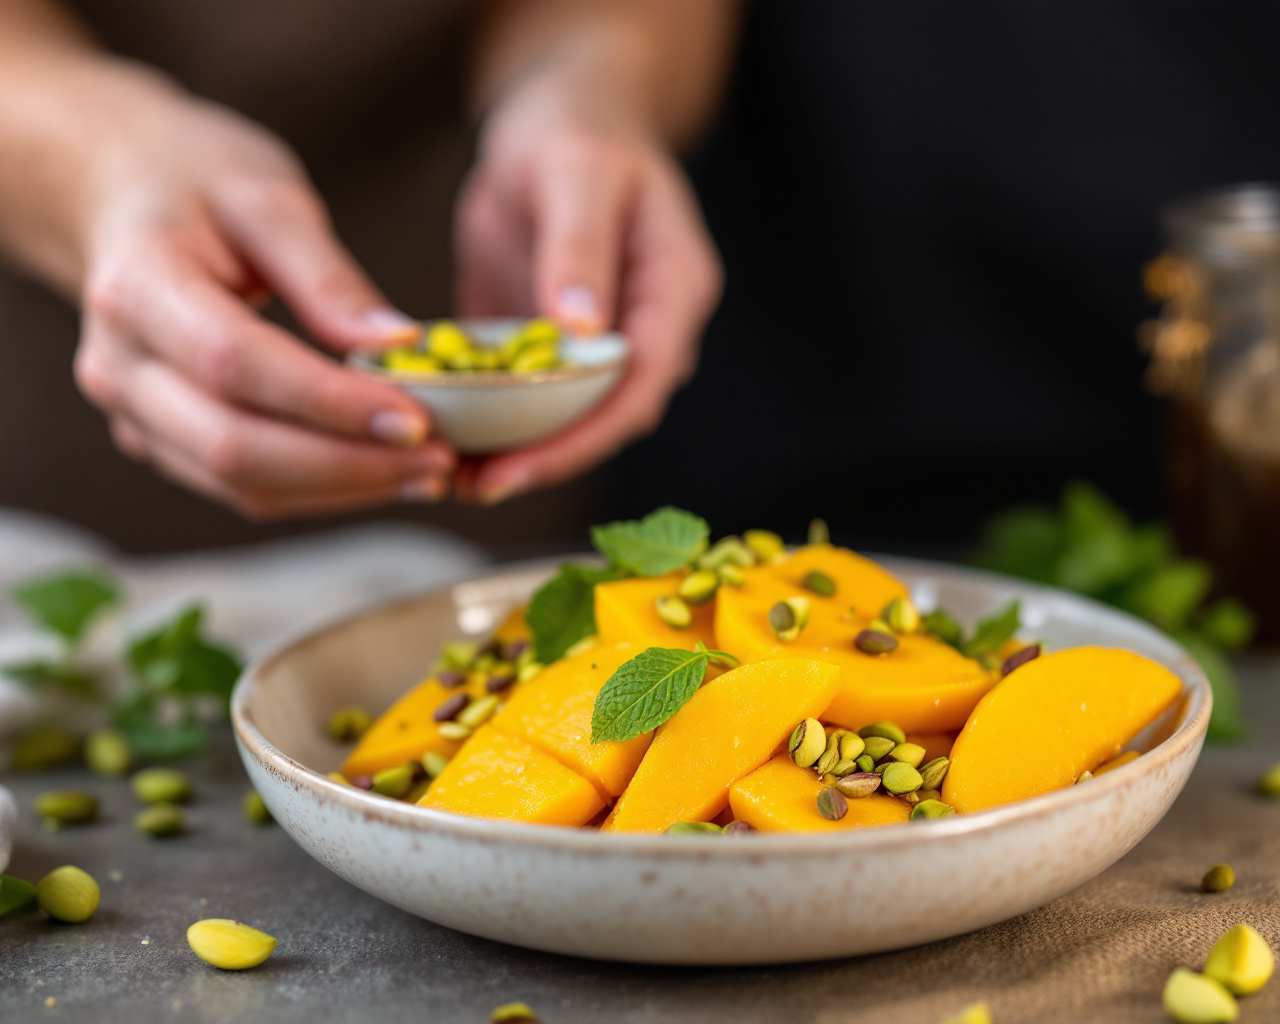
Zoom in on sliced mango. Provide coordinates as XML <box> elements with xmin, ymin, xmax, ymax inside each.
<box><xmin>341</xmin><ymin>675</ymin><xmax>486</xmax><ymax>778</ymax></box>
<box><xmin>603</xmin><ymin>659</ymin><xmax>840</xmax><ymax>833</ymax></box>
<box><xmin>942</xmin><ymin>646</ymin><xmax>1182</xmax><ymax>813</ymax></box>
<box><xmin>494</xmin><ymin>606</ymin><xmax>531</xmax><ymax>647</ymax></box>
<box><xmin>491</xmin><ymin>641</ymin><xmax>652</xmax><ymax>798</ymax></box>
<box><xmin>595</xmin><ymin>574</ymin><xmax>717</xmax><ymax>649</ymax></box>
<box><xmin>420</xmin><ymin>724</ymin><xmax>604</xmax><ymax>826</ymax></box>
<box><xmin>730</xmin><ymin>754</ymin><xmax>910</xmax><ymax>832</ymax></box>
<box><xmin>764</xmin><ymin>544</ymin><xmax>907</xmax><ymax>612</ymax></box>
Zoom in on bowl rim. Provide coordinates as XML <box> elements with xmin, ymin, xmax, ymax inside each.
<box><xmin>232</xmin><ymin>555</ymin><xmax>1212</xmax><ymax>859</ymax></box>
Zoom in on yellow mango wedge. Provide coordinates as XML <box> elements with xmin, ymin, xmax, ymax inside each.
<box><xmin>595</xmin><ymin>574</ymin><xmax>718</xmax><ymax>649</ymax></box>
<box><xmin>341</xmin><ymin>675</ymin><xmax>487</xmax><ymax>778</ymax></box>
<box><xmin>730</xmin><ymin>754</ymin><xmax>910</xmax><ymax>832</ymax></box>
<box><xmin>491</xmin><ymin>641</ymin><xmax>653</xmax><ymax>798</ymax></box>
<box><xmin>603</xmin><ymin>659</ymin><xmax>840</xmax><ymax>833</ymax></box>
<box><xmin>765</xmin><ymin>544</ymin><xmax>907</xmax><ymax>612</ymax></box>
<box><xmin>942</xmin><ymin>646</ymin><xmax>1182</xmax><ymax>813</ymax></box>
<box><xmin>420</xmin><ymin>724</ymin><xmax>604</xmax><ymax>827</ymax></box>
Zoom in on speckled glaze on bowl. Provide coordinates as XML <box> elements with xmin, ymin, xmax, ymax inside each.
<box><xmin>231</xmin><ymin>558</ymin><xmax>1210</xmax><ymax>965</ymax></box>
<box><xmin>349</xmin><ymin>319</ymin><xmax>627</xmax><ymax>454</ymax></box>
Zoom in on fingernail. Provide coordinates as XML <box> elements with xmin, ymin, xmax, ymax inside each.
<box><xmin>370</xmin><ymin>410</ymin><xmax>426</xmax><ymax>448</ymax></box>
<box><xmin>361</xmin><ymin>308</ymin><xmax>421</xmax><ymax>342</ymax></box>
<box><xmin>401</xmin><ymin>475</ymin><xmax>449</xmax><ymax>503</ymax></box>
<box><xmin>556</xmin><ymin>285</ymin><xmax>603</xmax><ymax>334</ymax></box>
<box><xmin>479</xmin><ymin>469</ymin><xmax>534</xmax><ymax>506</ymax></box>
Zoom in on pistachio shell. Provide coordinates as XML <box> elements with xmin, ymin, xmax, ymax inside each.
<box><xmin>187</xmin><ymin>918</ymin><xmax>278</xmax><ymax>970</ymax></box>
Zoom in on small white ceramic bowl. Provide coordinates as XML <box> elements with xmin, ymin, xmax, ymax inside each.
<box><xmin>349</xmin><ymin>319</ymin><xmax>627</xmax><ymax>455</ymax></box>
<box><xmin>232</xmin><ymin>558</ymin><xmax>1210</xmax><ymax>965</ymax></box>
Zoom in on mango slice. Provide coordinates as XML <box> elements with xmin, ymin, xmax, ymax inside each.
<box><xmin>730</xmin><ymin>754</ymin><xmax>910</xmax><ymax>832</ymax></box>
<box><xmin>491</xmin><ymin>641</ymin><xmax>653</xmax><ymax>798</ymax></box>
<box><xmin>603</xmin><ymin>658</ymin><xmax>840</xmax><ymax>833</ymax></box>
<box><xmin>764</xmin><ymin>544</ymin><xmax>908</xmax><ymax>612</ymax></box>
<box><xmin>420</xmin><ymin>724</ymin><xmax>604</xmax><ymax>826</ymax></box>
<box><xmin>595</xmin><ymin>574</ymin><xmax>717</xmax><ymax>649</ymax></box>
<box><xmin>494</xmin><ymin>606</ymin><xmax>531</xmax><ymax>646</ymax></box>
<box><xmin>341</xmin><ymin>675</ymin><xmax>487</xmax><ymax>778</ymax></box>
<box><xmin>942</xmin><ymin>646</ymin><xmax>1182</xmax><ymax>813</ymax></box>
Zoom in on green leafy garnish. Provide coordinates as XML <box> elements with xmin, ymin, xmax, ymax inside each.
<box><xmin>12</xmin><ymin>569</ymin><xmax>118</xmax><ymax>643</ymax></box>
<box><xmin>921</xmin><ymin>609</ymin><xmax>964</xmax><ymax>648</ymax></box>
<box><xmin>127</xmin><ymin>605</ymin><xmax>240</xmax><ymax>701</ymax></box>
<box><xmin>591</xmin><ymin>643</ymin><xmax>738</xmax><ymax>744</ymax></box>
<box><xmin>1</xmin><ymin>661</ymin><xmax>102</xmax><ymax>701</ymax></box>
<box><xmin>111</xmin><ymin>699</ymin><xmax>208</xmax><ymax>761</ymax></box>
<box><xmin>0</xmin><ymin>876</ymin><xmax>37</xmax><ymax>917</ymax></box>
<box><xmin>525</xmin><ymin>563</ymin><xmax>627</xmax><ymax>664</ymax></box>
<box><xmin>962</xmin><ymin>600</ymin><xmax>1021</xmax><ymax>659</ymax></box>
<box><xmin>590</xmin><ymin>507</ymin><xmax>709</xmax><ymax>577</ymax></box>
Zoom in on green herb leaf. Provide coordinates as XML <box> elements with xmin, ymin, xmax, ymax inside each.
<box><xmin>962</xmin><ymin>600</ymin><xmax>1021</xmax><ymax>659</ymax></box>
<box><xmin>922</xmin><ymin>609</ymin><xmax>965</xmax><ymax>650</ymax></box>
<box><xmin>590</xmin><ymin>507</ymin><xmax>709</xmax><ymax>576</ymax></box>
<box><xmin>591</xmin><ymin>646</ymin><xmax>729</xmax><ymax>743</ymax></box>
<box><xmin>525</xmin><ymin>563</ymin><xmax>627</xmax><ymax>664</ymax></box>
<box><xmin>111</xmin><ymin>699</ymin><xmax>208</xmax><ymax>761</ymax></box>
<box><xmin>1118</xmin><ymin>560</ymin><xmax>1211</xmax><ymax>632</ymax></box>
<box><xmin>127</xmin><ymin>605</ymin><xmax>242</xmax><ymax>706</ymax></box>
<box><xmin>1196</xmin><ymin>598</ymin><xmax>1257</xmax><ymax>652</ymax></box>
<box><xmin>0</xmin><ymin>875</ymin><xmax>37</xmax><ymax>917</ymax></box>
<box><xmin>1174</xmin><ymin>628</ymin><xmax>1247</xmax><ymax>743</ymax></box>
<box><xmin>1</xmin><ymin>661</ymin><xmax>102</xmax><ymax>701</ymax></box>
<box><xmin>12</xmin><ymin>569</ymin><xmax>118</xmax><ymax>644</ymax></box>
<box><xmin>974</xmin><ymin>505</ymin><xmax>1065</xmax><ymax>584</ymax></box>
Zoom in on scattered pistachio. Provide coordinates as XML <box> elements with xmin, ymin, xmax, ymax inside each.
<box><xmin>910</xmin><ymin>800</ymin><xmax>956</xmax><ymax>820</ymax></box>
<box><xmin>9</xmin><ymin>726</ymin><xmax>78</xmax><ymax>771</ymax></box>
<box><xmin>655</xmin><ymin>595</ymin><xmax>693</xmax><ymax>629</ymax></box>
<box><xmin>831</xmin><ymin>758</ymin><xmax>858</xmax><ymax>777</ymax></box>
<box><xmin>187</xmin><ymin>918</ymin><xmax>278</xmax><ymax>971</ymax></box>
<box><xmin>837</xmin><ymin>732</ymin><xmax>865</xmax><ymax>761</ymax></box>
<box><xmin>919</xmin><ymin>757</ymin><xmax>951</xmax><ymax>791</ymax></box>
<box><xmin>437</xmin><ymin>722</ymin><xmax>472</xmax><ymax>742</ymax></box>
<box><xmin>887</xmin><ymin>743</ymin><xmax>926</xmax><ymax>769</ymax></box>
<box><xmin>665</xmin><ymin>821</ymin><xmax>723</xmax><ymax>835</ymax></box>
<box><xmin>1204</xmin><ymin>923</ymin><xmax>1275</xmax><ymax>995</ymax></box>
<box><xmin>816</xmin><ymin>787</ymin><xmax>848</xmax><ymax>821</ymax></box>
<box><xmin>441</xmin><ymin>640</ymin><xmax>479</xmax><ymax>671</ymax></box>
<box><xmin>788</xmin><ymin>718</ymin><xmax>826</xmax><ymax>768</ymax></box>
<box><xmin>491</xmin><ymin>1002</ymin><xmax>541</xmax><ymax>1023</ymax></box>
<box><xmin>422</xmin><ymin>752</ymin><xmax>450</xmax><ymax>779</ymax></box>
<box><xmin>1259</xmin><ymin>763</ymin><xmax>1280</xmax><ymax>799</ymax></box>
<box><xmin>808</xmin><ymin>518</ymin><xmax>829</xmax><ymax>545</ymax></box>
<box><xmin>131</xmin><ymin>767</ymin><xmax>191</xmax><ymax>805</ymax></box>
<box><xmin>243</xmin><ymin>791</ymin><xmax>272</xmax><ymax>825</ymax></box>
<box><xmin>717</xmin><ymin>563</ymin><xmax>746</xmax><ymax>586</ymax></box>
<box><xmin>768</xmin><ymin>596</ymin><xmax>811</xmax><ymax>642</ymax></box>
<box><xmin>474</xmin><ymin>653</ymin><xmax>499</xmax><ymax>674</ymax></box>
<box><xmin>835</xmin><ymin>773</ymin><xmax>882</xmax><ymax>799</ymax></box>
<box><xmin>433</xmin><ymin>693</ymin><xmax>469</xmax><ymax>723</ymax></box>
<box><xmin>36</xmin><ymin>866</ymin><xmax>100</xmax><ymax>923</ymax></box>
<box><xmin>873</xmin><ymin>762</ymin><xmax>890</xmax><ymax>776</ymax></box>
<box><xmin>33</xmin><ymin>790</ymin><xmax>98</xmax><ymax>826</ymax></box>
<box><xmin>882</xmin><ymin>595</ymin><xmax>921</xmax><ymax>635</ymax></box>
<box><xmin>723</xmin><ymin>820</ymin><xmax>755</xmax><ymax>835</ymax></box>
<box><xmin>437</xmin><ymin>669</ymin><xmax>467</xmax><ymax>689</ymax></box>
<box><xmin>326</xmin><ymin>707</ymin><xmax>373</xmax><ymax>743</ymax></box>
<box><xmin>1076</xmin><ymin>771</ymin><xmax>1094</xmax><ymax>784</ymax></box>
<box><xmin>859</xmin><ymin>721</ymin><xmax>907</xmax><ymax>745</ymax></box>
<box><xmin>854</xmin><ymin>628</ymin><xmax>898</xmax><ymax>655</ymax></box>
<box><xmin>801</xmin><ymin>570</ymin><xmax>837</xmax><ymax>597</ymax></box>
<box><xmin>135</xmin><ymin>803</ymin><xmax>186</xmax><ymax>838</ymax></box>
<box><xmin>698</xmin><ymin>536</ymin><xmax>755</xmax><ymax>571</ymax></box>
<box><xmin>855</xmin><ymin>754</ymin><xmax>876</xmax><ymax>773</ymax></box>
<box><xmin>518</xmin><ymin>662</ymin><xmax>544</xmax><ymax>682</ymax></box>
<box><xmin>84</xmin><ymin>728</ymin><xmax>131</xmax><ymax>778</ymax></box>
<box><xmin>881</xmin><ymin>762</ymin><xmax>924</xmax><ymax>795</ymax></box>
<box><xmin>372</xmin><ymin>765</ymin><xmax>415</xmax><ymax>799</ymax></box>
<box><xmin>677</xmin><ymin>570</ymin><xmax>720</xmax><ymax>605</ymax></box>
<box><xmin>744</xmin><ymin>529</ymin><xmax>786</xmax><ymax>564</ymax></box>
<box><xmin>1001</xmin><ymin>643</ymin><xmax>1042</xmax><ymax>677</ymax></box>
<box><xmin>815</xmin><ymin>747</ymin><xmax>840</xmax><ymax>777</ymax></box>
<box><xmin>1162</xmin><ymin>968</ymin><xmax>1238</xmax><ymax>1024</ymax></box>
<box><xmin>486</xmin><ymin>673</ymin><xmax>517</xmax><ymax>694</ymax></box>
<box><xmin>861</xmin><ymin>736</ymin><xmax>896</xmax><ymax>762</ymax></box>
<box><xmin>457</xmin><ymin>695</ymin><xmax>501</xmax><ymax>730</ymax></box>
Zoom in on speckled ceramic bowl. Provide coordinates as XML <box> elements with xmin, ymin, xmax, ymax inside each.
<box><xmin>231</xmin><ymin>558</ymin><xmax>1210</xmax><ymax>965</ymax></box>
<box><xmin>349</xmin><ymin>319</ymin><xmax>627</xmax><ymax>454</ymax></box>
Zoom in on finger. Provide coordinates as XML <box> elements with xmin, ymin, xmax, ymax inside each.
<box><xmin>90</xmin><ymin>248</ymin><xmax>438</xmax><ymax>449</ymax></box>
<box><xmin>531</xmin><ymin>142</ymin><xmax>635</xmax><ymax>333</ymax></box>
<box><xmin>454</xmin><ymin>168</ymin><xmax>536</xmax><ymax>317</ymax></box>
<box><xmin>210</xmin><ymin>178</ymin><xmax>419</xmax><ymax>351</ymax></box>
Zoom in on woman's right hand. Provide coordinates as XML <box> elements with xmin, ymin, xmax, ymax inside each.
<box><xmin>68</xmin><ymin>79</ymin><xmax>454</xmax><ymax>519</ymax></box>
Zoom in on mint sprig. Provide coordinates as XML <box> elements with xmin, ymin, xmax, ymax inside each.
<box><xmin>13</xmin><ymin>569</ymin><xmax>118</xmax><ymax>644</ymax></box>
<box><xmin>525</xmin><ymin>563</ymin><xmax>627</xmax><ymax>664</ymax></box>
<box><xmin>590</xmin><ymin>507</ymin><xmax>709</xmax><ymax>577</ymax></box>
<box><xmin>591</xmin><ymin>642</ymin><xmax>738</xmax><ymax>744</ymax></box>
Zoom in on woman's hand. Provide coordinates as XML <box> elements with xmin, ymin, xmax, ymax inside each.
<box><xmin>453</xmin><ymin>57</ymin><xmax>723</xmax><ymax>503</ymax></box>
<box><xmin>70</xmin><ymin>81</ymin><xmax>454</xmax><ymax>520</ymax></box>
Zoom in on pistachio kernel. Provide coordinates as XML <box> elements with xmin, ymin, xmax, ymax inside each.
<box><xmin>655</xmin><ymin>595</ymin><xmax>693</xmax><ymax>629</ymax></box>
<box><xmin>881</xmin><ymin>595</ymin><xmax>921</xmax><ymax>635</ymax></box>
<box><xmin>1204</xmin><ymin>923</ymin><xmax>1275</xmax><ymax>995</ymax></box>
<box><xmin>437</xmin><ymin>669</ymin><xmax>467</xmax><ymax>689</ymax></box>
<box><xmin>768</xmin><ymin>596</ymin><xmax>811</xmax><ymax>642</ymax></box>
<box><xmin>437</xmin><ymin>722</ymin><xmax>473</xmax><ymax>742</ymax></box>
<box><xmin>1258</xmin><ymin>763</ymin><xmax>1280</xmax><ymax>799</ymax></box>
<box><xmin>904</xmin><ymin>789</ymin><xmax>942</xmax><ymax>806</ymax></box>
<box><xmin>831</xmin><ymin>758</ymin><xmax>858</xmax><ymax>777</ymax></box>
<box><xmin>881</xmin><ymin>762</ymin><xmax>924</xmax><ymax>795</ymax></box>
<box><xmin>717</xmin><ymin>563</ymin><xmax>747</xmax><ymax>587</ymax></box>
<box><xmin>744</xmin><ymin>529</ymin><xmax>786</xmax><ymax>564</ymax></box>
<box><xmin>9</xmin><ymin>726</ymin><xmax>78</xmax><ymax>771</ymax></box>
<box><xmin>801</xmin><ymin>570</ymin><xmax>837</xmax><ymax>598</ymax></box>
<box><xmin>131</xmin><ymin>767</ymin><xmax>192</xmax><ymax>805</ymax></box>
<box><xmin>909</xmin><ymin>799</ymin><xmax>956</xmax><ymax>820</ymax></box>
<box><xmin>456</xmin><ymin>694</ymin><xmax>500</xmax><ymax>730</ymax></box>
<box><xmin>665</xmin><ymin>821</ymin><xmax>723</xmax><ymax>836</ymax></box>
<box><xmin>855</xmin><ymin>754</ymin><xmax>876</xmax><ymax>773</ymax></box>
<box><xmin>1162</xmin><ymin>968</ymin><xmax>1238</xmax><ymax>1024</ymax></box>
<box><xmin>33</xmin><ymin>790</ymin><xmax>98</xmax><ymax>825</ymax></box>
<box><xmin>486</xmin><ymin>673</ymin><xmax>517</xmax><ymax>694</ymax></box>
<box><xmin>698</xmin><ymin>536</ymin><xmax>755</xmax><ymax>570</ymax></box>
<box><xmin>861</xmin><ymin>735</ymin><xmax>898</xmax><ymax>761</ymax></box>
<box><xmin>873</xmin><ymin>762</ymin><xmax>890</xmax><ymax>776</ymax></box>
<box><xmin>808</xmin><ymin>518</ymin><xmax>830</xmax><ymax>546</ymax></box>
<box><xmin>816</xmin><ymin>787</ymin><xmax>848</xmax><ymax>821</ymax></box>
<box><xmin>187</xmin><ymin>918</ymin><xmax>278</xmax><ymax>971</ymax></box>
<box><xmin>677</xmin><ymin>570</ymin><xmax>720</xmax><ymax>606</ymax></box>
<box><xmin>433</xmin><ymin>693</ymin><xmax>470</xmax><ymax>723</ymax></box>
<box><xmin>371</xmin><ymin>765</ymin><xmax>415</xmax><ymax>799</ymax></box>
<box><xmin>491</xmin><ymin>1003</ymin><xmax>541</xmax><ymax>1024</ymax></box>
<box><xmin>405</xmin><ymin>779</ymin><xmax>432</xmax><ymax>804</ymax></box>
<box><xmin>1001</xmin><ymin>643</ymin><xmax>1042</xmax><ymax>677</ymax></box>
<box><xmin>835</xmin><ymin>773</ymin><xmax>881</xmax><ymax>799</ymax></box>
<box><xmin>84</xmin><ymin>728</ymin><xmax>131</xmax><ymax>778</ymax></box>
<box><xmin>837</xmin><ymin>732</ymin><xmax>865</xmax><ymax>761</ymax></box>
<box><xmin>815</xmin><ymin>747</ymin><xmax>840</xmax><ymax>777</ymax></box>
<box><xmin>887</xmin><ymin>743</ymin><xmax>927</xmax><ymax>769</ymax></box>
<box><xmin>919</xmin><ymin>757</ymin><xmax>951</xmax><ymax>791</ymax></box>
<box><xmin>1201</xmin><ymin>863</ymin><xmax>1235</xmax><ymax>893</ymax></box>
<box><xmin>858</xmin><ymin>721</ymin><xmax>907</xmax><ymax>745</ymax></box>
<box><xmin>422</xmin><ymin>752</ymin><xmax>450</xmax><ymax>779</ymax></box>
<box><xmin>788</xmin><ymin>718</ymin><xmax>826</xmax><ymax>768</ymax></box>
<box><xmin>243</xmin><ymin>791</ymin><xmax>272</xmax><ymax>824</ymax></box>
<box><xmin>723</xmin><ymin>820</ymin><xmax>755</xmax><ymax>835</ymax></box>
<box><xmin>36</xmin><ymin>866</ymin><xmax>100</xmax><ymax>923</ymax></box>
<box><xmin>326</xmin><ymin>706</ymin><xmax>373</xmax><ymax>742</ymax></box>
<box><xmin>937</xmin><ymin>1003</ymin><xmax>993</xmax><ymax>1024</ymax></box>
<box><xmin>518</xmin><ymin>662</ymin><xmax>544</xmax><ymax>682</ymax></box>
<box><xmin>440</xmin><ymin>640</ymin><xmax>479</xmax><ymax>671</ymax></box>
<box><xmin>1076</xmin><ymin>771</ymin><xmax>1094</xmax><ymax>784</ymax></box>
<box><xmin>854</xmin><ymin>629</ymin><xmax>898</xmax><ymax>655</ymax></box>
<box><xmin>135</xmin><ymin>802</ymin><xmax>186</xmax><ymax>838</ymax></box>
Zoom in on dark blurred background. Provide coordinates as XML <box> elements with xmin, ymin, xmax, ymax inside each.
<box><xmin>4</xmin><ymin>0</ymin><xmax>1280</xmax><ymax>560</ymax></box>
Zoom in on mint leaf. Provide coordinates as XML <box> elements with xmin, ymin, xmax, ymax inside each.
<box><xmin>0</xmin><ymin>876</ymin><xmax>37</xmax><ymax>917</ymax></box>
<box><xmin>525</xmin><ymin>563</ymin><xmax>626</xmax><ymax>664</ymax></box>
<box><xmin>1174</xmin><ymin>628</ymin><xmax>1247</xmax><ymax>743</ymax></box>
<box><xmin>2</xmin><ymin>661</ymin><xmax>102</xmax><ymax>701</ymax></box>
<box><xmin>127</xmin><ymin>605</ymin><xmax>242</xmax><ymax>706</ymax></box>
<box><xmin>1196</xmin><ymin>598</ymin><xmax>1257</xmax><ymax>652</ymax></box>
<box><xmin>1119</xmin><ymin>560</ymin><xmax>1211</xmax><ymax>632</ymax></box>
<box><xmin>111</xmin><ymin>699</ymin><xmax>208</xmax><ymax>760</ymax></box>
<box><xmin>13</xmin><ymin>569</ymin><xmax>118</xmax><ymax>644</ymax></box>
<box><xmin>975</xmin><ymin>505</ymin><xmax>1064</xmax><ymax>584</ymax></box>
<box><xmin>922</xmin><ymin>609</ymin><xmax>964</xmax><ymax>649</ymax></box>
<box><xmin>590</xmin><ymin>507</ymin><xmax>709</xmax><ymax>576</ymax></box>
<box><xmin>591</xmin><ymin>646</ymin><xmax>730</xmax><ymax>743</ymax></box>
<box><xmin>962</xmin><ymin>600</ymin><xmax>1021</xmax><ymax>658</ymax></box>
